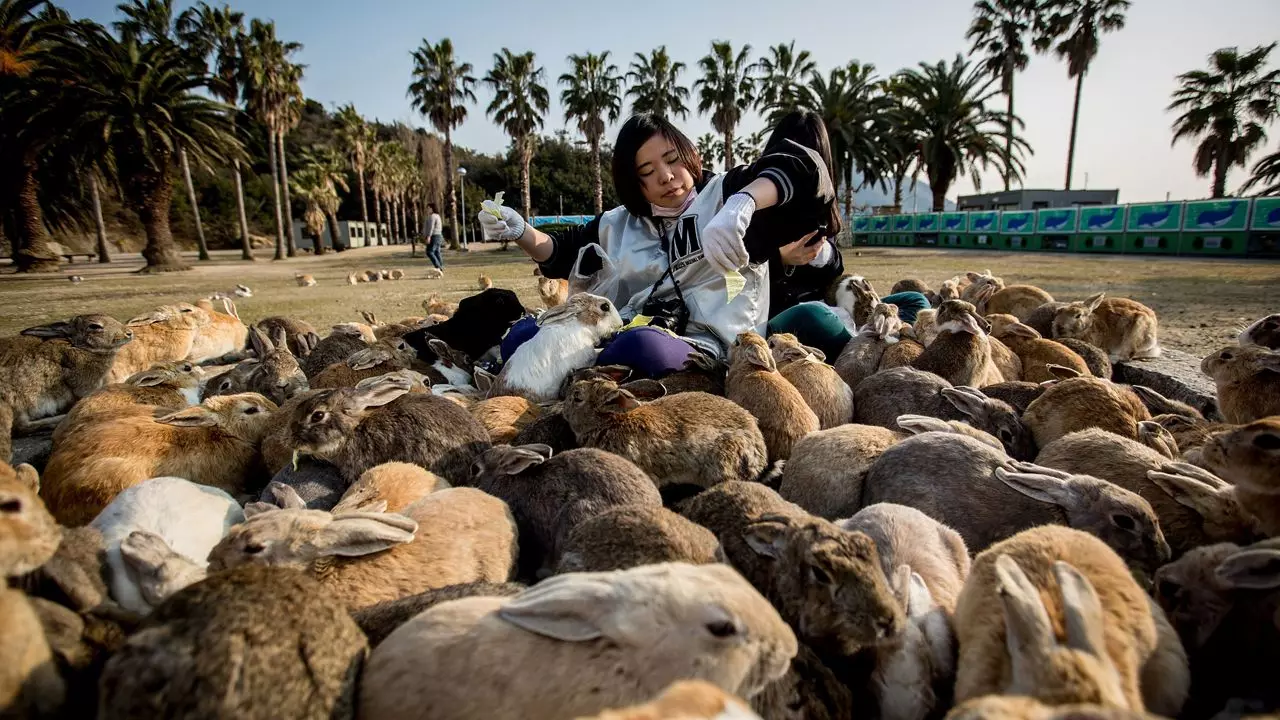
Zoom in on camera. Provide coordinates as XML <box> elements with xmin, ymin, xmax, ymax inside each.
<box><xmin>640</xmin><ymin>295</ymin><xmax>690</xmax><ymax>336</ymax></box>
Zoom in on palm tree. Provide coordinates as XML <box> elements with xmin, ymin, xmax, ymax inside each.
<box><xmin>51</xmin><ymin>24</ymin><xmax>242</xmax><ymax>272</ymax></box>
<box><xmin>1243</xmin><ymin>148</ymin><xmax>1280</xmax><ymax>196</ymax></box>
<box><xmin>277</xmin><ymin>70</ymin><xmax>303</xmax><ymax>255</ymax></box>
<box><xmin>484</xmin><ymin>48</ymin><xmax>550</xmax><ymax>220</ymax></box>
<box><xmin>368</xmin><ymin>141</ymin><xmax>389</xmax><ymax>246</ymax></box>
<box><xmin>1169</xmin><ymin>44</ymin><xmax>1280</xmax><ymax>199</ymax></box>
<box><xmin>695</xmin><ymin>41</ymin><xmax>755</xmax><ymax>170</ymax></box>
<box><xmin>335</xmin><ymin>103</ymin><xmax>372</xmax><ymax>237</ymax></box>
<box><xmin>560</xmin><ymin>51</ymin><xmax>623</xmax><ymax>214</ymax></box>
<box><xmin>626</xmin><ymin>46</ymin><xmax>689</xmax><ymax>119</ymax></box>
<box><xmin>696</xmin><ymin>133</ymin><xmax>722</xmax><ymax>168</ymax></box>
<box><xmin>239</xmin><ymin>18</ymin><xmax>302</xmax><ymax>260</ymax></box>
<box><xmin>756</xmin><ymin>41</ymin><xmax>816</xmax><ymax>114</ymax></box>
<box><xmin>1036</xmin><ymin>0</ymin><xmax>1130</xmax><ymax>190</ymax></box>
<box><xmin>0</xmin><ymin>0</ymin><xmax>67</xmax><ymax>272</ymax></box>
<box><xmin>878</xmin><ymin>80</ymin><xmax>922</xmax><ymax>210</ymax></box>
<box><xmin>892</xmin><ymin>55</ymin><xmax>1028</xmax><ymax>211</ymax></box>
<box><xmin>177</xmin><ymin>1</ymin><xmax>253</xmax><ymax>259</ymax></box>
<box><xmin>408</xmin><ymin>38</ymin><xmax>475</xmax><ymax>251</ymax></box>
<box><xmin>968</xmin><ymin>0</ymin><xmax>1037</xmax><ymax>191</ymax></box>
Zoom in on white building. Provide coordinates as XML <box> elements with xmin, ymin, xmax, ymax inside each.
<box><xmin>293</xmin><ymin>220</ymin><xmax>392</xmax><ymax>251</ymax></box>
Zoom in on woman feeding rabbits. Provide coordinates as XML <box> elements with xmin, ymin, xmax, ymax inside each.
<box><xmin>478</xmin><ymin>112</ymin><xmax>834</xmax><ymax>377</ymax></box>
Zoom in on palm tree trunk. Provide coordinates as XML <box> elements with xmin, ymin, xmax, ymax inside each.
<box><xmin>391</xmin><ymin>198</ymin><xmax>402</xmax><ymax>245</ymax></box>
<box><xmin>14</xmin><ymin>154</ymin><xmax>61</xmax><ymax>273</ymax></box>
<box><xmin>357</xmin><ymin>163</ymin><xmax>370</xmax><ymax>232</ymax></box>
<box><xmin>1004</xmin><ymin>75</ymin><xmax>1014</xmax><ymax>192</ymax></box>
<box><xmin>410</xmin><ymin>200</ymin><xmax>419</xmax><ymax>257</ymax></box>
<box><xmin>89</xmin><ymin>173</ymin><xmax>110</xmax><ymax>264</ymax></box>
<box><xmin>1064</xmin><ymin>72</ymin><xmax>1084</xmax><ymax>191</ymax></box>
<box><xmin>266</xmin><ymin>128</ymin><xmax>285</xmax><ymax>261</ymax></box>
<box><xmin>233</xmin><ymin>159</ymin><xmax>254</xmax><ymax>261</ymax></box>
<box><xmin>1212</xmin><ymin>153</ymin><xmax>1229</xmax><ymax>199</ymax></box>
<box><xmin>179</xmin><ymin>148</ymin><xmax>209</xmax><ymax>261</ymax></box>
<box><xmin>893</xmin><ymin>173</ymin><xmax>905</xmax><ymax>210</ymax></box>
<box><xmin>134</xmin><ymin>169</ymin><xmax>190</xmax><ymax>273</ymax></box>
<box><xmin>443</xmin><ymin>125</ymin><xmax>460</xmax><ymax>251</ymax></box>
<box><xmin>278</xmin><ymin>131</ymin><xmax>297</xmax><ymax>257</ymax></box>
<box><xmin>723</xmin><ymin>126</ymin><xmax>735</xmax><ymax>171</ymax></box>
<box><xmin>591</xmin><ymin>134</ymin><xmax>603</xmax><ymax>214</ymax></box>
<box><xmin>373</xmin><ymin>191</ymin><xmax>383</xmax><ymax>246</ymax></box>
<box><xmin>399</xmin><ymin>197</ymin><xmax>408</xmax><ymax>245</ymax></box>
<box><xmin>931</xmin><ymin>183</ymin><xmax>947</xmax><ymax>212</ymax></box>
<box><xmin>326</xmin><ymin>209</ymin><xmax>345</xmax><ymax>251</ymax></box>
<box><xmin>521</xmin><ymin>137</ymin><xmax>532</xmax><ymax>219</ymax></box>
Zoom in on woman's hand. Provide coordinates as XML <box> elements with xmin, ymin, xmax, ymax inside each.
<box><xmin>701</xmin><ymin>192</ymin><xmax>755</xmax><ymax>273</ymax></box>
<box><xmin>477</xmin><ymin>205</ymin><xmax>527</xmax><ymax>241</ymax></box>
<box><xmin>778</xmin><ymin>231</ymin><xmax>822</xmax><ymax>266</ymax></box>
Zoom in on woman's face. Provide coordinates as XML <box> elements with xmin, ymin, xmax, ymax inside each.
<box><xmin>636</xmin><ymin>134</ymin><xmax>696</xmax><ymax>208</ymax></box>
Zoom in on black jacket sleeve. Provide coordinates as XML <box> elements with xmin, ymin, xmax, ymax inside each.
<box><xmin>767</xmin><ymin>238</ymin><xmax>845</xmax><ymax>318</ymax></box>
<box><xmin>721</xmin><ymin>139</ymin><xmax>831</xmax><ymax>207</ymax></box>
<box><xmin>535</xmin><ymin>216</ymin><xmax>603</xmax><ymax>280</ymax></box>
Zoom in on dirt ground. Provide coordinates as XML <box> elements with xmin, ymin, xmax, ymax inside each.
<box><xmin>1</xmin><ymin>244</ymin><xmax>1276</xmax><ymax>359</ymax></box>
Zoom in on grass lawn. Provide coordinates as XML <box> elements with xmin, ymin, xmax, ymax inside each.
<box><xmin>2</xmin><ymin>243</ymin><xmax>1277</xmax><ymax>359</ymax></box>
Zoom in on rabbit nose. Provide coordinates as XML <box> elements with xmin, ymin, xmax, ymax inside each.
<box><xmin>875</xmin><ymin>617</ymin><xmax>901</xmax><ymax>641</ymax></box>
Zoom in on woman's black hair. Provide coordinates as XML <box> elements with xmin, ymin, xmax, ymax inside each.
<box><xmin>428</xmin><ymin>202</ymin><xmax>437</xmax><ymax>212</ymax></box>
<box><xmin>764</xmin><ymin>110</ymin><xmax>842</xmax><ymax>236</ymax></box>
<box><xmin>611</xmin><ymin>113</ymin><xmax>703</xmax><ymax>218</ymax></box>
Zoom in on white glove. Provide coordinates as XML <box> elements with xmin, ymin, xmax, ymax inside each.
<box><xmin>808</xmin><ymin>241</ymin><xmax>835</xmax><ymax>267</ymax></box>
<box><xmin>478</xmin><ymin>205</ymin><xmax>528</xmax><ymax>241</ymax></box>
<box><xmin>701</xmin><ymin>192</ymin><xmax>755</xmax><ymax>273</ymax></box>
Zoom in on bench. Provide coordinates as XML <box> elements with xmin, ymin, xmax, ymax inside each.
<box><xmin>0</xmin><ymin>251</ymin><xmax>97</xmax><ymax>263</ymax></box>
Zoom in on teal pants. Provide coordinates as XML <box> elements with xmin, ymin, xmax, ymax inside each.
<box><xmin>768</xmin><ymin>292</ymin><xmax>932</xmax><ymax>360</ymax></box>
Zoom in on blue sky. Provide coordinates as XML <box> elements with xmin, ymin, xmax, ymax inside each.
<box><xmin>61</xmin><ymin>0</ymin><xmax>1280</xmax><ymax>203</ymax></box>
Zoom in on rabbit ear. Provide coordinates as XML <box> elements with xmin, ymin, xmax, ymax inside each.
<box><xmin>1131</xmin><ymin>386</ymin><xmax>1199</xmax><ymax>418</ymax></box>
<box><xmin>591</xmin><ymin>365</ymin><xmax>634</xmax><ymax>383</ymax></box>
<box><xmin>131</xmin><ymin>370</ymin><xmax>169</xmax><ymax>387</ymax></box>
<box><xmin>119</xmin><ymin>530</ymin><xmax>175</xmax><ymax>574</ymax></box>
<box><xmin>299</xmin><ymin>332</ymin><xmax>320</xmax><ymax>357</ymax></box>
<box><xmin>904</xmin><ymin>568</ymin><xmax>935</xmax><ymax>619</ymax></box>
<box><xmin>349</xmin><ymin>377</ymin><xmax>412</xmax><ymax>413</ymax></box>
<box><xmin>965</xmin><ymin>272</ymin><xmax>983</xmax><ymax>283</ymax></box>
<box><xmin>734</xmin><ymin>340</ymin><xmax>775</xmax><ymax>371</ymax></box>
<box><xmin>127</xmin><ymin>311</ymin><xmax>166</xmax><ymax>327</ymax></box>
<box><xmin>264</xmin><ymin>481</ymin><xmax>307</xmax><ymax>510</ymax></box>
<box><xmin>270</xmin><ymin>327</ymin><xmax>292</xmax><ymax>357</ymax></box>
<box><xmin>536</xmin><ymin>303</ymin><xmax>580</xmax><ymax>328</ymax></box>
<box><xmin>13</xmin><ymin>464</ymin><xmax>39</xmax><ymax>494</ymax></box>
<box><xmin>1046</xmin><ymin>364</ymin><xmax>1082</xmax><ymax>380</ymax></box>
<box><xmin>1258</xmin><ymin>352</ymin><xmax>1280</xmax><ymax>373</ymax></box>
<box><xmin>499</xmin><ymin>575</ymin><xmax>617</xmax><ymax>641</ymax></box>
<box><xmin>155</xmin><ymin>405</ymin><xmax>218</xmax><ymax>427</ymax></box>
<box><xmin>473</xmin><ymin>367</ymin><xmax>497</xmax><ymax>394</ymax></box>
<box><xmin>1215</xmin><ymin>548</ymin><xmax>1280</xmax><ymax>590</ymax></box>
<box><xmin>620</xmin><ymin>379</ymin><xmax>666</xmax><ymax>401</ymax></box>
<box><xmin>800</xmin><ymin>344</ymin><xmax>827</xmax><ymax>362</ymax></box>
<box><xmin>743</xmin><ymin>517</ymin><xmax>791</xmax><ymax>560</ymax></box>
<box><xmin>1083</xmin><ymin>293</ymin><xmax>1106</xmax><ymax>312</ymax></box>
<box><xmin>21</xmin><ymin>321</ymin><xmax>73</xmax><ymax>338</ymax></box>
<box><xmin>599</xmin><ymin>388</ymin><xmax>641</xmax><ymax>414</ymax></box>
<box><xmin>249</xmin><ymin>326</ymin><xmax>275</xmax><ymax>357</ymax></box>
<box><xmin>1137</xmin><ymin>421</ymin><xmax>1179</xmax><ymax>459</ymax></box>
<box><xmin>1005</xmin><ymin>322</ymin><xmax>1041</xmax><ymax>339</ymax></box>
<box><xmin>994</xmin><ymin>467</ymin><xmax>1076</xmax><ymax>508</ymax></box>
<box><xmin>683</xmin><ymin>352</ymin><xmax>724</xmax><ymax>373</ymax></box>
<box><xmin>427</xmin><ymin>339</ymin><xmax>457</xmax><ymax>363</ymax></box>
<box><xmin>1054</xmin><ymin>561</ymin><xmax>1108</xmax><ymax>657</ymax></box>
<box><xmin>496</xmin><ymin>445</ymin><xmax>553</xmax><ymax>476</ymax></box>
<box><xmin>243</xmin><ymin>502</ymin><xmax>279</xmax><ymax>519</ymax></box>
<box><xmin>361</xmin><ymin>311</ymin><xmax>378</xmax><ymax>326</ymax></box>
<box><xmin>1147</xmin><ymin>467</ymin><xmax>1234</xmax><ymax>521</ymax></box>
<box><xmin>942</xmin><ymin>386</ymin><xmax>989</xmax><ymax>420</ymax></box>
<box><xmin>309</xmin><ymin>513</ymin><xmax>418</xmax><ymax>557</ymax></box>
<box><xmin>995</xmin><ymin>554</ymin><xmax>1054</xmax><ymax>664</ymax></box>
<box><xmin>348</xmin><ymin>348</ymin><xmax>389</xmax><ymax>371</ymax></box>
<box><xmin>896</xmin><ymin>414</ymin><xmax>952</xmax><ymax>436</ymax></box>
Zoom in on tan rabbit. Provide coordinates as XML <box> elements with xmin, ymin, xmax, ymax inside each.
<box><xmin>913</xmin><ymin>300</ymin><xmax>1004</xmax><ymax>387</ymax></box>
<box><xmin>727</xmin><ymin>332</ymin><xmax>819</xmax><ymax>462</ymax></box>
<box><xmin>961</xmin><ymin>270</ymin><xmax>1004</xmax><ymax>304</ymax></box>
<box><xmin>989</xmin><ymin>336</ymin><xmax>1024</xmax><ymax>382</ymax></box>
<box><xmin>767</xmin><ymin>333</ymin><xmax>854</xmax><ymax>429</ymax></box>
<box><xmin>53</xmin><ymin>360</ymin><xmax>203</xmax><ymax>444</ymax></box>
<box><xmin>478</xmin><ymin>274</ymin><xmax>494</xmax><ymax>290</ymax></box>
<box><xmin>538</xmin><ymin>276</ymin><xmax>570</xmax><ymax>308</ymax></box>
<box><xmin>108</xmin><ymin>303</ymin><xmax>209</xmax><ymax>382</ymax></box>
<box><xmin>1198</xmin><ymin>417</ymin><xmax>1280</xmax><ymax>536</ymax></box>
<box><xmin>424</xmin><ymin>268</ymin><xmax>444</xmax><ymax>279</ymax></box>
<box><xmin>189</xmin><ymin>298</ymin><xmax>249</xmax><ymax>362</ymax></box>
<box><xmin>347</xmin><ymin>271</ymin><xmax>361</xmax><ymax>285</ymax></box>
<box><xmin>989</xmin><ymin>314</ymin><xmax>1091</xmax><ymax>383</ymax></box>
<box><xmin>386</xmin><ymin>268</ymin><xmax>405</xmax><ymax>281</ymax></box>
<box><xmin>1200</xmin><ymin>345</ymin><xmax>1280</xmax><ymax>424</ymax></box>
<box><xmin>938</xmin><ymin>276</ymin><xmax>969</xmax><ymax>303</ymax></box>
<box><xmin>914</xmin><ymin>308</ymin><xmax>940</xmax><ymax>347</ymax></box>
<box><xmin>294</xmin><ymin>273</ymin><xmax>317</xmax><ymax>287</ymax></box>
<box><xmin>468</xmin><ymin>395</ymin><xmax>543</xmax><ymax>444</ymax></box>
<box><xmin>1052</xmin><ymin>293</ymin><xmax>1160</xmax><ymax>363</ymax></box>
<box><xmin>877</xmin><ymin>338</ymin><xmax>925</xmax><ymax>371</ymax></box>
<box><xmin>835</xmin><ymin>304</ymin><xmax>906</xmax><ymax>391</ymax></box>
<box><xmin>984</xmin><ymin>285</ymin><xmax>1055</xmax><ymax>321</ymax></box>
<box><xmin>422</xmin><ymin>294</ymin><xmax>457</xmax><ymax>317</ymax></box>
<box><xmin>1023</xmin><ymin>377</ymin><xmax>1151</xmax><ymax>448</ymax></box>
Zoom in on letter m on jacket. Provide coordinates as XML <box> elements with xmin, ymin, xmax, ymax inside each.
<box><xmin>668</xmin><ymin>215</ymin><xmax>703</xmax><ymax>260</ymax></box>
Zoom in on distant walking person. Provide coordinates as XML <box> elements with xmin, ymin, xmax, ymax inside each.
<box><xmin>425</xmin><ymin>203</ymin><xmax>444</xmax><ymax>272</ymax></box>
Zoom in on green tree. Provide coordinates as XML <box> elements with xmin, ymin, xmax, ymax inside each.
<box><xmin>1037</xmin><ymin>0</ymin><xmax>1130</xmax><ymax>189</ymax></box>
<box><xmin>559</xmin><ymin>51</ymin><xmax>623</xmax><ymax>214</ymax></box>
<box><xmin>695</xmin><ymin>41</ymin><xmax>755</xmax><ymax>170</ymax></box>
<box><xmin>626</xmin><ymin>46</ymin><xmax>689</xmax><ymax>119</ymax></box>
<box><xmin>892</xmin><ymin>55</ymin><xmax>1028</xmax><ymax>211</ymax></box>
<box><xmin>484</xmin><ymin>48</ymin><xmax>550</xmax><ymax>220</ymax></box>
<box><xmin>0</xmin><ymin>0</ymin><xmax>67</xmax><ymax>272</ymax></box>
<box><xmin>756</xmin><ymin>41</ymin><xmax>816</xmax><ymax>114</ymax></box>
<box><xmin>1169</xmin><ymin>44</ymin><xmax>1280</xmax><ymax>199</ymax></box>
<box><xmin>967</xmin><ymin>0</ymin><xmax>1037</xmax><ymax>191</ymax></box>
<box><xmin>695</xmin><ymin>133</ymin><xmax>721</xmax><ymax>168</ymax></box>
<box><xmin>239</xmin><ymin>18</ymin><xmax>302</xmax><ymax>260</ymax></box>
<box><xmin>51</xmin><ymin>24</ymin><xmax>243</xmax><ymax>272</ymax></box>
<box><xmin>292</xmin><ymin>145</ymin><xmax>348</xmax><ymax>252</ymax></box>
<box><xmin>177</xmin><ymin>1</ymin><xmax>253</xmax><ymax>259</ymax></box>
<box><xmin>408</xmin><ymin>38</ymin><xmax>475</xmax><ymax>250</ymax></box>
<box><xmin>1243</xmin><ymin>148</ymin><xmax>1280</xmax><ymax>196</ymax></box>
<box><xmin>877</xmin><ymin>79</ymin><xmax>922</xmax><ymax>209</ymax></box>
<box><xmin>335</xmin><ymin>103</ymin><xmax>373</xmax><ymax>235</ymax></box>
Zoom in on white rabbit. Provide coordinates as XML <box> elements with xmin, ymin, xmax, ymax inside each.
<box><xmin>490</xmin><ymin>293</ymin><xmax>622</xmax><ymax>402</ymax></box>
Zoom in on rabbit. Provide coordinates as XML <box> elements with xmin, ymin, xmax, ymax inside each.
<box><xmin>829</xmin><ymin>275</ymin><xmax>882</xmax><ymax>329</ymax></box>
<box><xmin>583</xmin><ymin>679</ymin><xmax>762</xmax><ymax>720</ymax></box>
<box><xmin>779</xmin><ymin>424</ymin><xmax>904</xmax><ymax>520</ymax></box>
<box><xmin>893</xmin><ymin>278</ymin><xmax>937</xmax><ymax>306</ymax></box>
<box><xmin>988</xmin><ymin>314</ymin><xmax>1091</xmax><ymax>383</ymax></box>
<box><xmin>914</xmin><ymin>300</ymin><xmax>1005</xmax><ymax>387</ymax></box>
<box><xmin>982</xmin><ymin>285</ymin><xmax>1055</xmax><ymax>321</ymax></box>
<box><xmin>653</xmin><ymin>352</ymin><xmax>728</xmax><ymax>396</ymax></box>
<box><xmin>1023</xmin><ymin>376</ymin><xmax>1151</xmax><ymax>448</ymax></box>
<box><xmin>469</xmin><ymin>395</ymin><xmax>543</xmax><ymax>444</ymax></box>
<box><xmin>556</xmin><ymin>505</ymin><xmax>720</xmax><ymax>574</ymax></box>
<box><xmin>353</xmin><ymin>581</ymin><xmax>527</xmax><ymax>648</ymax></box>
<box><xmin>1239</xmin><ymin>313</ymin><xmax>1280</xmax><ymax>350</ymax></box>
<box><xmin>563</xmin><ymin>378</ymin><xmax>768</xmax><ymax>490</ymax></box>
<box><xmin>0</xmin><ymin>315</ymin><xmax>134</xmax><ymax>461</ymax></box>
<box><xmin>841</xmin><ymin>503</ymin><xmax>971</xmax><ymax>614</ymax></box>
<box><xmin>868</xmin><ymin>564</ymin><xmax>960</xmax><ymax>720</ymax></box>
<box><xmin>363</xmin><ymin>269</ymin><xmax>382</xmax><ymax>282</ymax></box>
<box><xmin>333</xmin><ymin>462</ymin><xmax>450</xmax><ymax>514</ymax></box>
<box><xmin>311</xmin><ymin>336</ymin><xmax>419</xmax><ymax>390</ymax></box>
<box><xmin>478</xmin><ymin>274</ymin><xmax>494</xmax><ymax>290</ymax></box>
<box><xmin>1056</xmin><ymin>338</ymin><xmax>1112</xmax><ymax>379</ymax></box>
<box><xmin>294</xmin><ymin>273</ymin><xmax>317</xmax><ymax>287</ymax></box>
<box><xmin>107</xmin><ymin>303</ymin><xmax>209</xmax><ymax>382</ymax></box>
<box><xmin>538</xmin><ymin>276</ymin><xmax>570</xmax><ymax>308</ymax></box>
<box><xmin>1197</xmin><ymin>417</ymin><xmax>1280</xmax><ymax>536</ymax></box>
<box><xmin>234</xmin><ymin>284</ymin><xmax>253</xmax><ymax>297</ymax></box>
<box><xmin>347</xmin><ymin>271</ymin><xmax>361</xmax><ymax>285</ymax></box>
<box><xmin>261</xmin><ymin>457</ymin><xmax>349</xmax><ymax>510</ymax></box>
<box><xmin>880</xmin><ymin>337</ymin><xmax>927</xmax><ymax>371</ymax></box>
<box><xmin>937</xmin><ymin>276</ymin><xmax>968</xmax><ymax>304</ymax></box>
<box><xmin>767</xmin><ymin>333</ymin><xmax>854</xmax><ymax>429</ymax></box>
<box><xmin>470</xmin><ymin>444</ymin><xmax>661</xmax><ymax>578</ymax></box>
<box><xmin>981</xmin><ymin>381</ymin><xmax>1047</xmax><ymax>414</ymax></box>
<box><xmin>1200</xmin><ymin>344</ymin><xmax>1280</xmax><ymax>424</ymax></box>
<box><xmin>727</xmin><ymin>332</ymin><xmax>820</xmax><ymax>463</ymax></box>
<box><xmin>864</xmin><ymin>435</ymin><xmax>1171</xmax><ymax>575</ymax></box>
<box><xmin>284</xmin><ymin>373</ymin><xmax>491</xmax><ymax>485</ymax></box>
<box><xmin>933</xmin><ymin>385</ymin><xmax>1037</xmax><ymax>461</ymax></box>
<box><xmin>1052</xmin><ymin>293</ymin><xmax>1160</xmax><ymax>363</ymax></box>
<box><xmin>386</xmin><ymin>268</ymin><xmax>405</xmax><ymax>281</ymax></box>
<box><xmin>853</xmin><ymin>366</ymin><xmax>955</xmax><ymax>427</ymax></box>
<box><xmin>1023</xmin><ymin>301</ymin><xmax>1070</xmax><ymax>338</ymax></box>
<box><xmin>490</xmin><ymin>293</ymin><xmax>623</xmax><ymax>403</ymax></box>
<box><xmin>235</xmin><ymin>325</ymin><xmax>309</xmax><ymax>404</ymax></box>
<box><xmin>835</xmin><ymin>303</ymin><xmax>906</xmax><ymax>391</ymax></box>
<box><xmin>188</xmin><ymin>297</ymin><xmax>249</xmax><ymax>362</ymax></box>
<box><xmin>256</xmin><ymin>316</ymin><xmax>320</xmax><ymax>359</ymax></box>
<box><xmin>914</xmin><ymin>309</ymin><xmax>940</xmax><ymax>347</ymax></box>
<box><xmin>303</xmin><ymin>326</ymin><xmax>371</xmax><ymax>378</ymax></box>
<box><xmin>422</xmin><ymin>293</ymin><xmax>457</xmax><ymax>317</ymax></box>
<box><xmin>425</xmin><ymin>267</ymin><xmax>444</xmax><ymax>279</ymax></box>
<box><xmin>97</xmin><ymin>565</ymin><xmax>368</xmax><ymax>719</ymax></box>
<box><xmin>53</xmin><ymin>360</ymin><xmax>202</xmax><ymax>444</ymax></box>
<box><xmin>988</xmin><ymin>336</ymin><xmax>1024</xmax><ymax>382</ymax></box>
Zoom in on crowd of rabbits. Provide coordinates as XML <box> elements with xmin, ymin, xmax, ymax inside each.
<box><xmin>1</xmin><ymin>267</ymin><xmax>1278</xmax><ymax>720</ymax></box>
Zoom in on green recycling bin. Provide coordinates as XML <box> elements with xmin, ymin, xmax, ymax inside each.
<box><xmin>999</xmin><ymin>210</ymin><xmax>1039</xmax><ymax>251</ymax></box>
<box><xmin>1073</xmin><ymin>205</ymin><xmax>1126</xmax><ymax>253</ymax></box>
<box><xmin>968</xmin><ymin>211</ymin><xmax>999</xmax><ymax>250</ymax></box>
<box><xmin>1180</xmin><ymin>199</ymin><xmax>1249</xmax><ymax>256</ymax></box>
<box><xmin>1035</xmin><ymin>207</ymin><xmax>1078</xmax><ymax>252</ymax></box>
<box><xmin>1125</xmin><ymin>202</ymin><xmax>1183</xmax><ymax>254</ymax></box>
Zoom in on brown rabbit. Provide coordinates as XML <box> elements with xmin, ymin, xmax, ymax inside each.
<box><xmin>1239</xmin><ymin>313</ymin><xmax>1280</xmax><ymax>350</ymax></box>
<box><xmin>989</xmin><ymin>336</ymin><xmax>1024</xmax><ymax>382</ymax></box>
<box><xmin>989</xmin><ymin>314</ymin><xmax>1091</xmax><ymax>383</ymax></box>
<box><xmin>983</xmin><ymin>285</ymin><xmax>1055</xmax><ymax>320</ymax></box>
<box><xmin>422</xmin><ymin>294</ymin><xmax>457</xmax><ymax>317</ymax></box>
<box><xmin>1024</xmin><ymin>301</ymin><xmax>1070</xmax><ymax>338</ymax></box>
<box><xmin>311</xmin><ymin>336</ymin><xmax>419</xmax><ymax>390</ymax></box>
<box><xmin>891</xmin><ymin>278</ymin><xmax>937</xmax><ymax>305</ymax></box>
<box><xmin>914</xmin><ymin>300</ymin><xmax>1004</xmax><ymax>387</ymax></box>
<box><xmin>108</xmin><ymin>303</ymin><xmax>208</xmax><ymax>382</ymax></box>
<box><xmin>1052</xmin><ymin>293</ymin><xmax>1160</xmax><ymax>363</ymax></box>
<box><xmin>0</xmin><ymin>315</ymin><xmax>134</xmax><ymax>462</ymax></box>
<box><xmin>256</xmin><ymin>316</ymin><xmax>320</xmax><ymax>359</ymax></box>
<box><xmin>563</xmin><ymin>378</ymin><xmax>769</xmax><ymax>489</ymax></box>
<box><xmin>294</xmin><ymin>273</ymin><xmax>317</xmax><ymax>287</ymax></box>
<box><xmin>1200</xmin><ymin>345</ymin><xmax>1280</xmax><ymax>424</ymax></box>
<box><xmin>835</xmin><ymin>303</ymin><xmax>905</xmax><ymax>391</ymax></box>
<box><xmin>285</xmin><ymin>374</ymin><xmax>491</xmax><ymax>485</ymax></box>
<box><xmin>960</xmin><ymin>270</ymin><xmax>1004</xmax><ymax>304</ymax></box>
<box><xmin>1199</xmin><ymin>417</ymin><xmax>1280</xmax><ymax>536</ymax></box>
<box><xmin>478</xmin><ymin>274</ymin><xmax>494</xmax><ymax>290</ymax></box>
<box><xmin>53</xmin><ymin>360</ymin><xmax>202</xmax><ymax>444</ymax></box>
<box><xmin>205</xmin><ymin>327</ymin><xmax>308</xmax><ymax>405</ymax></box>
<box><xmin>538</xmin><ymin>276</ymin><xmax>570</xmax><ymax>308</ymax></box>
<box><xmin>189</xmin><ymin>298</ymin><xmax>249</xmax><ymax>362</ymax></box>
<box><xmin>727</xmin><ymin>332</ymin><xmax>819</xmax><ymax>462</ymax></box>
<box><xmin>767</xmin><ymin>333</ymin><xmax>853</xmax><ymax>429</ymax></box>
<box><xmin>469</xmin><ymin>396</ymin><xmax>543</xmax><ymax>444</ymax></box>
<box><xmin>1023</xmin><ymin>377</ymin><xmax>1151</xmax><ymax>448</ymax></box>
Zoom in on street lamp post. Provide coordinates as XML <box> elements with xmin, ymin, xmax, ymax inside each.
<box><xmin>457</xmin><ymin>167</ymin><xmax>468</xmax><ymax>249</ymax></box>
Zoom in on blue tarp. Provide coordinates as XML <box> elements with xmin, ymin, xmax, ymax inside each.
<box><xmin>530</xmin><ymin>215</ymin><xmax>593</xmax><ymax>227</ymax></box>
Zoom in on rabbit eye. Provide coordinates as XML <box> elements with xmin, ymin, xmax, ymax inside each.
<box><xmin>244</xmin><ymin>406</ymin><xmax>261</xmax><ymax>415</ymax></box>
<box><xmin>808</xmin><ymin>565</ymin><xmax>834</xmax><ymax>586</ymax></box>
<box><xmin>1110</xmin><ymin>513</ymin><xmax>1137</xmax><ymax>532</ymax></box>
<box><xmin>244</xmin><ymin>542</ymin><xmax>265</xmax><ymax>555</ymax></box>
<box><xmin>310</xmin><ymin>410</ymin><xmax>328</xmax><ymax>424</ymax></box>
<box><xmin>218</xmin><ymin>380</ymin><xmax>233</xmax><ymax>391</ymax></box>
<box><xmin>598</xmin><ymin>302</ymin><xmax>609</xmax><ymax>312</ymax></box>
<box><xmin>0</xmin><ymin>499</ymin><xmax>22</xmax><ymax>514</ymax></box>
<box><xmin>471</xmin><ymin>461</ymin><xmax>485</xmax><ymax>478</ymax></box>
<box><xmin>1220</xmin><ymin>351</ymin><xmax>1234</xmax><ymax>360</ymax></box>
<box><xmin>89</xmin><ymin>323</ymin><xmax>105</xmax><ymax>331</ymax></box>
<box><xmin>182</xmin><ymin>364</ymin><xmax>193</xmax><ymax>372</ymax></box>
<box><xmin>705</xmin><ymin>620</ymin><xmax>738</xmax><ymax>638</ymax></box>
<box><xmin>998</xmin><ymin>428</ymin><xmax>1013</xmax><ymax>443</ymax></box>
<box><xmin>1254</xmin><ymin>434</ymin><xmax>1280</xmax><ymax>450</ymax></box>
